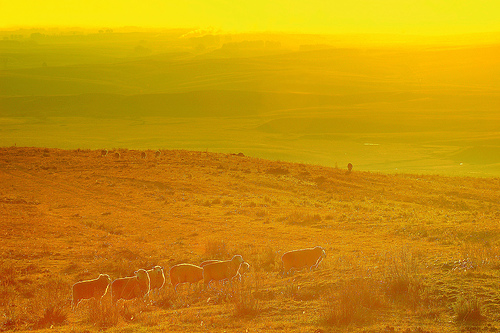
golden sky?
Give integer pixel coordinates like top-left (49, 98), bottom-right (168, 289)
top-left (1, 0), bottom-right (500, 35)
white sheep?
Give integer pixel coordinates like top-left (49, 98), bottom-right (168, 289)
top-left (72, 274), bottom-right (111, 309)
top-left (280, 246), bottom-right (326, 277)
top-left (169, 263), bottom-right (203, 293)
top-left (203, 255), bottom-right (244, 289)
top-left (146, 266), bottom-right (165, 295)
top-left (110, 269), bottom-right (150, 304)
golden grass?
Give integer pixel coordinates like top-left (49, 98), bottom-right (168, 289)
top-left (1, 147), bottom-right (500, 332)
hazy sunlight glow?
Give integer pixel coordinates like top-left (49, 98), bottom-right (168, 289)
top-left (2, 0), bottom-right (500, 34)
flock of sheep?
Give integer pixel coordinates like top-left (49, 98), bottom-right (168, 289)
top-left (71, 246), bottom-right (326, 309)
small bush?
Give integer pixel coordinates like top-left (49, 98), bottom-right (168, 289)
top-left (86, 302), bottom-right (119, 328)
top-left (233, 289), bottom-right (260, 318)
top-left (256, 246), bottom-right (276, 272)
top-left (453, 295), bottom-right (485, 323)
top-left (205, 239), bottom-right (229, 259)
top-left (279, 211), bottom-right (322, 226)
top-left (266, 167), bottom-right (289, 175)
top-left (322, 278), bottom-right (383, 326)
top-left (383, 249), bottom-right (422, 307)
top-left (35, 305), bottom-right (68, 329)
top-left (223, 199), bottom-right (234, 205)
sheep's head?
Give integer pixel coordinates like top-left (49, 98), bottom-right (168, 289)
top-left (135, 269), bottom-right (149, 281)
top-left (231, 255), bottom-right (244, 266)
top-left (314, 246), bottom-right (326, 258)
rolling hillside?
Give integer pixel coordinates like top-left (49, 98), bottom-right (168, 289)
top-left (1, 147), bottom-right (500, 332)
top-left (1, 32), bottom-right (500, 176)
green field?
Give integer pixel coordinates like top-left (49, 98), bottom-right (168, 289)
top-left (1, 28), bottom-right (500, 176)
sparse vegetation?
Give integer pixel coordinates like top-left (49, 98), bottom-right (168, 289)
top-left (322, 278), bottom-right (383, 326)
top-left (453, 294), bottom-right (485, 323)
top-left (1, 147), bottom-right (500, 332)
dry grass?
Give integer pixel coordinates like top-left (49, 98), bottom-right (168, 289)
top-left (1, 147), bottom-right (500, 332)
top-left (322, 278), bottom-right (384, 326)
top-left (453, 294), bottom-right (485, 323)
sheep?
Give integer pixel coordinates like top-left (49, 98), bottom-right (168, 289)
top-left (141, 151), bottom-right (147, 159)
top-left (155, 150), bottom-right (161, 158)
top-left (113, 152), bottom-right (121, 159)
top-left (347, 163), bottom-right (353, 174)
top-left (147, 266), bottom-right (165, 294)
top-left (72, 274), bottom-right (111, 309)
top-left (110, 269), bottom-right (150, 304)
top-left (280, 246), bottom-right (326, 277)
top-left (169, 263), bottom-right (203, 293)
top-left (101, 149), bottom-right (108, 157)
top-left (203, 255), bottom-right (244, 289)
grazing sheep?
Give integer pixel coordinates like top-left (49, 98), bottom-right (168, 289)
top-left (155, 150), bottom-right (161, 158)
top-left (101, 149), bottom-right (108, 157)
top-left (141, 151), bottom-right (147, 159)
top-left (72, 274), bottom-right (111, 309)
top-left (203, 255), bottom-right (244, 289)
top-left (113, 152), bottom-right (121, 159)
top-left (147, 266), bottom-right (165, 294)
top-left (280, 246), bottom-right (326, 277)
top-left (169, 264), bottom-right (203, 293)
top-left (111, 269), bottom-right (150, 304)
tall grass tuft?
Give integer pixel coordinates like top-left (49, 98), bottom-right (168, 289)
top-left (255, 246), bottom-right (277, 272)
top-left (86, 302), bottom-right (119, 328)
top-left (32, 277), bottom-right (69, 329)
top-left (233, 289), bottom-right (260, 318)
top-left (453, 294), bottom-right (485, 323)
top-left (322, 278), bottom-right (383, 326)
top-left (205, 239), bottom-right (229, 259)
top-left (383, 249), bottom-right (423, 308)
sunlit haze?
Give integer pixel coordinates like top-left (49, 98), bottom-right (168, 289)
top-left (2, 0), bottom-right (500, 34)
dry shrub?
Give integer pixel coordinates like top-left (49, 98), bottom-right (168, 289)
top-left (205, 239), bottom-right (229, 259)
top-left (27, 277), bottom-right (70, 329)
top-left (453, 294), bottom-right (485, 323)
top-left (0, 260), bottom-right (17, 287)
top-left (233, 288), bottom-right (260, 318)
top-left (85, 302), bottom-right (119, 328)
top-left (266, 167), bottom-right (289, 175)
top-left (278, 210), bottom-right (322, 226)
top-left (322, 278), bottom-right (383, 326)
top-left (154, 288), bottom-right (175, 310)
top-left (383, 249), bottom-right (423, 307)
top-left (255, 246), bottom-right (277, 272)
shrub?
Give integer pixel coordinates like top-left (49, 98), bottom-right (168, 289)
top-left (383, 249), bottom-right (422, 308)
top-left (256, 246), bottom-right (276, 272)
top-left (85, 302), bottom-right (119, 328)
top-left (233, 289), bottom-right (260, 318)
top-left (453, 295), bottom-right (485, 323)
top-left (205, 239), bottom-right (229, 259)
top-left (278, 211), bottom-right (322, 226)
top-left (322, 278), bottom-right (383, 326)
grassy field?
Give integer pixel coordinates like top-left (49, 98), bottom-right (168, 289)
top-left (1, 146), bottom-right (500, 332)
top-left (1, 29), bottom-right (500, 176)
